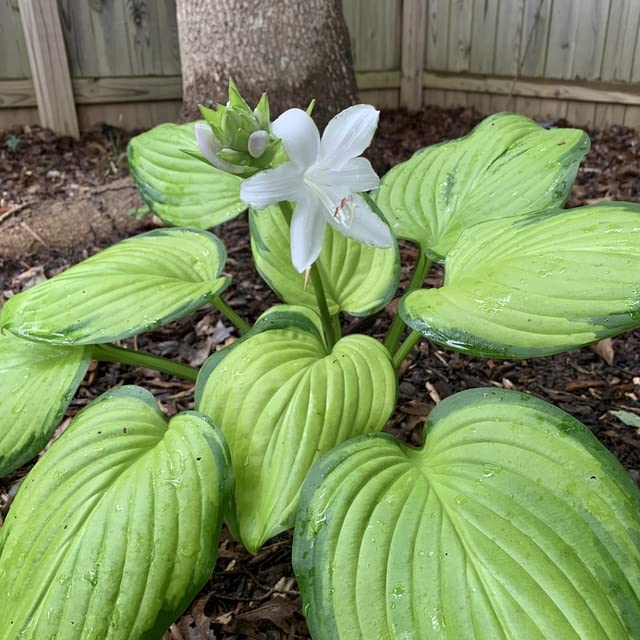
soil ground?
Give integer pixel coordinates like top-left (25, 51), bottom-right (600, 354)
top-left (1, 107), bottom-right (639, 639)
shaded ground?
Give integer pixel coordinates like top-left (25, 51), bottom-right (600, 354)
top-left (1, 107), bottom-right (639, 639)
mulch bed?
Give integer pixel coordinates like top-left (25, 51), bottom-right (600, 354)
top-left (1, 106), bottom-right (639, 639)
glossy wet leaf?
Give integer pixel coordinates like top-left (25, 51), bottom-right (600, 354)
top-left (0, 386), bottom-right (232, 640)
top-left (128, 121), bottom-right (246, 228)
top-left (250, 204), bottom-right (400, 316)
top-left (375, 113), bottom-right (590, 260)
top-left (0, 332), bottom-right (89, 477)
top-left (294, 388), bottom-right (640, 640)
top-left (400, 203), bottom-right (640, 358)
top-left (196, 305), bottom-right (396, 553)
top-left (0, 228), bottom-right (229, 345)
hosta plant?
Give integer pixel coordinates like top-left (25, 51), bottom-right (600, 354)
top-left (1, 80), bottom-right (639, 639)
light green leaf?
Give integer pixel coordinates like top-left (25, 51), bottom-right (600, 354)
top-left (128, 121), bottom-right (246, 228)
top-left (196, 305), bottom-right (397, 553)
top-left (0, 386), bottom-right (232, 640)
top-left (0, 332), bottom-right (89, 477)
top-left (250, 204), bottom-right (400, 316)
top-left (0, 228), bottom-right (229, 345)
top-left (375, 112), bottom-right (590, 260)
top-left (400, 203), bottom-right (640, 358)
top-left (294, 387), bottom-right (640, 640)
top-left (610, 410), bottom-right (640, 428)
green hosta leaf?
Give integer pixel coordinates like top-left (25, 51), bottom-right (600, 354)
top-left (375, 112), bottom-right (590, 260)
top-left (0, 228), bottom-right (229, 345)
top-left (294, 387), bottom-right (640, 640)
top-left (250, 205), bottom-right (400, 316)
top-left (400, 203), bottom-right (640, 358)
top-left (196, 305), bottom-right (396, 552)
top-left (0, 332), bottom-right (89, 477)
top-left (0, 386), bottom-right (232, 640)
top-left (128, 121), bottom-right (246, 228)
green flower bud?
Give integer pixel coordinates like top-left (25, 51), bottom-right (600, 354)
top-left (195, 79), bottom-right (278, 177)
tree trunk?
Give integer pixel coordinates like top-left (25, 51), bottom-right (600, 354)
top-left (176, 0), bottom-right (358, 127)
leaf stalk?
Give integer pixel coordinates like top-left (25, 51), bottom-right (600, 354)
top-left (92, 344), bottom-right (199, 382)
top-left (384, 246), bottom-right (431, 355)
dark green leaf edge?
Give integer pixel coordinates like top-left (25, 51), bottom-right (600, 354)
top-left (293, 387), bottom-right (640, 637)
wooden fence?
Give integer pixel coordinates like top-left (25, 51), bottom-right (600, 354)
top-left (2, 0), bottom-right (640, 134)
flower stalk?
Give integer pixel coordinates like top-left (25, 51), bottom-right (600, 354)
top-left (310, 265), bottom-right (337, 349)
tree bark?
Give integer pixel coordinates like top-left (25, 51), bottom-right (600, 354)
top-left (176, 0), bottom-right (358, 127)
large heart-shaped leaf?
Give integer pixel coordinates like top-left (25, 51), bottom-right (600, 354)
top-left (196, 305), bottom-right (396, 553)
top-left (294, 388), bottom-right (640, 639)
top-left (0, 386), bottom-right (232, 639)
top-left (128, 121), bottom-right (246, 228)
top-left (250, 204), bottom-right (400, 316)
top-left (400, 203), bottom-right (640, 358)
top-left (0, 332), bottom-right (90, 477)
top-left (0, 228), bottom-right (229, 345)
top-left (375, 113), bottom-right (590, 261)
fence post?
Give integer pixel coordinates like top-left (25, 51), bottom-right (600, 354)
top-left (18, 0), bottom-right (79, 137)
top-left (400, 0), bottom-right (427, 111)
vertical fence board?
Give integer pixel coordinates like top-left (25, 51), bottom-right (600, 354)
top-left (447, 0), bottom-right (474, 72)
top-left (514, 0), bottom-right (552, 118)
top-left (469, 0), bottom-right (499, 73)
top-left (426, 0), bottom-right (450, 71)
top-left (594, 0), bottom-right (639, 126)
top-left (545, 0), bottom-right (579, 79)
top-left (565, 0), bottom-right (610, 125)
top-left (423, 88), bottom-right (447, 107)
top-left (465, 91), bottom-right (491, 114)
top-left (519, 0), bottom-right (552, 77)
top-left (0, 0), bottom-right (31, 78)
top-left (19, 0), bottom-right (78, 136)
top-left (342, 0), bottom-right (402, 71)
top-left (493, 0), bottom-right (525, 76)
top-left (57, 0), bottom-right (181, 77)
top-left (400, 0), bottom-right (427, 110)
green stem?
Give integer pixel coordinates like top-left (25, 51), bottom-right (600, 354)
top-left (93, 344), bottom-right (199, 382)
top-left (392, 330), bottom-right (422, 369)
top-left (212, 296), bottom-right (251, 334)
top-left (332, 313), bottom-right (342, 342)
top-left (383, 247), bottom-right (431, 355)
top-left (310, 265), bottom-right (336, 349)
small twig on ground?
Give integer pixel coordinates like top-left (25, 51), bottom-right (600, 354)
top-left (19, 221), bottom-right (48, 248)
top-left (0, 202), bottom-right (30, 224)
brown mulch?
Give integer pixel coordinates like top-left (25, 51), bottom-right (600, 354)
top-left (1, 105), bottom-right (640, 639)
top-left (0, 123), bottom-right (133, 207)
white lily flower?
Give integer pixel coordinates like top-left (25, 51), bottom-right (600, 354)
top-left (195, 122), bottom-right (245, 175)
top-left (240, 104), bottom-right (393, 272)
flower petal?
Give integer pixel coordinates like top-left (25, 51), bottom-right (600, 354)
top-left (195, 123), bottom-right (244, 174)
top-left (326, 194), bottom-right (393, 248)
top-left (316, 105), bottom-right (379, 169)
top-left (290, 192), bottom-right (326, 272)
top-left (272, 108), bottom-right (320, 169)
top-left (308, 157), bottom-right (380, 195)
top-left (240, 162), bottom-right (305, 210)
